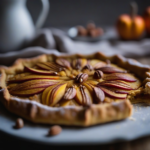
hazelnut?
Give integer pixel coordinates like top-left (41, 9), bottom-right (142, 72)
top-left (48, 125), bottom-right (62, 136)
top-left (77, 26), bottom-right (87, 36)
top-left (14, 118), bottom-right (24, 129)
top-left (96, 27), bottom-right (103, 36)
top-left (86, 23), bottom-right (96, 30)
top-left (88, 29), bottom-right (98, 37)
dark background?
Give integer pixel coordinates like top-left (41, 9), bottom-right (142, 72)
top-left (27, 0), bottom-right (150, 28)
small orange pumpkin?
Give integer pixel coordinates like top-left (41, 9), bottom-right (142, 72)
top-left (143, 7), bottom-right (150, 35)
top-left (116, 2), bottom-right (145, 40)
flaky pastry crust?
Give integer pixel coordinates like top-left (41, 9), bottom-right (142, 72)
top-left (0, 52), bottom-right (150, 126)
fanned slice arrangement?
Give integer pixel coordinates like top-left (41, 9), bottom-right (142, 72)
top-left (7, 57), bottom-right (141, 107)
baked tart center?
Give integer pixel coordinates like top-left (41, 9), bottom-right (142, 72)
top-left (7, 58), bottom-right (141, 107)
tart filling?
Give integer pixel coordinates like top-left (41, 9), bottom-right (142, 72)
top-left (6, 58), bottom-right (141, 107)
top-left (0, 52), bottom-right (150, 126)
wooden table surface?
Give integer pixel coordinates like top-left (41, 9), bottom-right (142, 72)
top-left (1, 57), bottom-right (150, 150)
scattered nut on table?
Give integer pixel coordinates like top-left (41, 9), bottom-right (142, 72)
top-left (48, 125), bottom-right (62, 136)
top-left (14, 118), bottom-right (24, 129)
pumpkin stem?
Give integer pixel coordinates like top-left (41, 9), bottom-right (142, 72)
top-left (130, 2), bottom-right (138, 19)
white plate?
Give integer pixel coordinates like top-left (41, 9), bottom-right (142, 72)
top-left (0, 49), bottom-right (150, 145)
top-left (1, 103), bottom-right (150, 145)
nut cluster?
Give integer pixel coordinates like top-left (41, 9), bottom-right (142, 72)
top-left (77, 22), bottom-right (103, 37)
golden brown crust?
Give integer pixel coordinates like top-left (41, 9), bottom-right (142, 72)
top-left (0, 52), bottom-right (149, 126)
top-left (1, 52), bottom-right (150, 79)
top-left (0, 92), bottom-right (132, 126)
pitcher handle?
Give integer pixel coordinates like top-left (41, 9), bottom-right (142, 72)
top-left (35, 0), bottom-right (50, 29)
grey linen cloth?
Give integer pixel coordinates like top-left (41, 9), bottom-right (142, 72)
top-left (0, 27), bottom-right (150, 66)
top-left (51, 28), bottom-right (150, 57)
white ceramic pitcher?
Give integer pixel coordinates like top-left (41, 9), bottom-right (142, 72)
top-left (0, 0), bottom-right (49, 53)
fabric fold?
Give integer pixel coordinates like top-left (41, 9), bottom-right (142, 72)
top-left (0, 28), bottom-right (150, 66)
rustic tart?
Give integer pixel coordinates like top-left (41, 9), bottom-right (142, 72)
top-left (0, 52), bottom-right (150, 126)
